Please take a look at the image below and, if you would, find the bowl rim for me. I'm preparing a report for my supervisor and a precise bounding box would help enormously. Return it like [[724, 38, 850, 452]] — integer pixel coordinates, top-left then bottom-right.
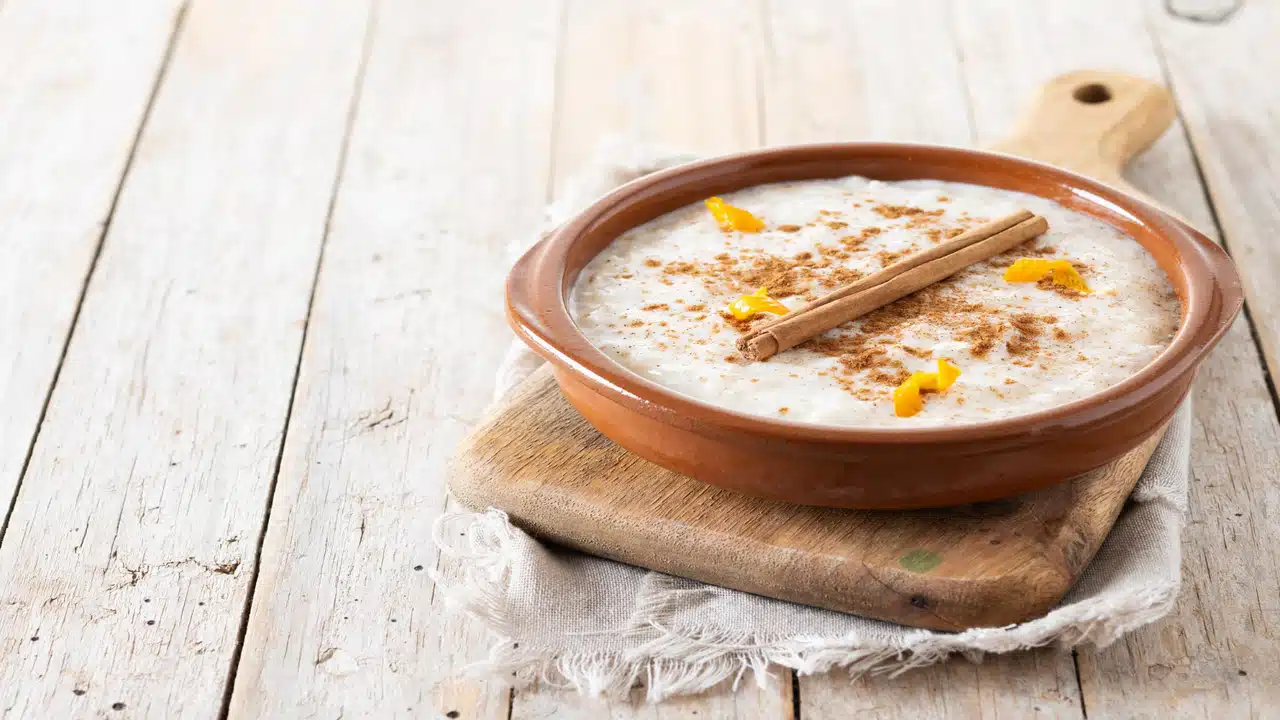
[[507, 142, 1242, 445]]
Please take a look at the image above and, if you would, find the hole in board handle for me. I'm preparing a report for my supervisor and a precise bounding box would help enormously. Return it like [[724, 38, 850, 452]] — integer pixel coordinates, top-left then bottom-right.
[[1072, 83, 1112, 104]]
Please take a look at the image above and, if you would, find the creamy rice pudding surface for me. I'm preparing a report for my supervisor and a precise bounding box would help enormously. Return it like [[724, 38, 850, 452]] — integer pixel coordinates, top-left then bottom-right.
[[568, 176, 1181, 427]]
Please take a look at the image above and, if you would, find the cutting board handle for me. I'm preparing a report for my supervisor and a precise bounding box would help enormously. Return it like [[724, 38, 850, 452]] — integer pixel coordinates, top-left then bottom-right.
[[993, 70, 1176, 202]]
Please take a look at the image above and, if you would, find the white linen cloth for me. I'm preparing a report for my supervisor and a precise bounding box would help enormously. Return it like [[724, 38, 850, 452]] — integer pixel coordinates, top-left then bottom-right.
[[432, 142, 1191, 702]]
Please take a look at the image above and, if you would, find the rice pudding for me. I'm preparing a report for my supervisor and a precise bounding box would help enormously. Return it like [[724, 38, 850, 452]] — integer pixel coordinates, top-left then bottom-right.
[[568, 177, 1181, 427]]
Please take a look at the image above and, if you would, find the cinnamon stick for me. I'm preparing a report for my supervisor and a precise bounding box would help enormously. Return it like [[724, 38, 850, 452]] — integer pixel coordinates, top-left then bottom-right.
[[742, 213, 1049, 361], [740, 210, 1033, 347]]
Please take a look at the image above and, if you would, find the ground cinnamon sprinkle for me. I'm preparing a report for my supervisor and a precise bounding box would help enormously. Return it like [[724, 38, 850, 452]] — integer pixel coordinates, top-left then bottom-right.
[[1038, 275, 1089, 299], [875, 250, 903, 267], [817, 246, 852, 264], [1006, 313, 1044, 357], [904, 211, 947, 231], [988, 242, 1061, 267], [962, 319, 1004, 359], [824, 266, 864, 287], [643, 258, 661, 268], [797, 283, 996, 389], [872, 204, 929, 219], [735, 255, 811, 297], [663, 261, 700, 276], [630, 210, 1080, 400], [1053, 327, 1070, 341], [720, 310, 768, 332]]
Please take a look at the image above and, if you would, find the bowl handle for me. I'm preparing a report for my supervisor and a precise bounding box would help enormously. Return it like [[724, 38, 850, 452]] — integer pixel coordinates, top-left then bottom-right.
[[993, 70, 1175, 208], [1171, 217, 1246, 352]]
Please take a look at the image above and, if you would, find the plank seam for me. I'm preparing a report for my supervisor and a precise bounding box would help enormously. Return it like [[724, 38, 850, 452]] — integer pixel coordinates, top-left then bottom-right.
[[943, 0, 980, 148], [754, 0, 770, 149], [1143, 7, 1280, 422], [1072, 647, 1088, 718], [215, 1, 380, 717], [544, 0, 570, 200], [0, 0, 191, 549], [790, 669, 800, 720]]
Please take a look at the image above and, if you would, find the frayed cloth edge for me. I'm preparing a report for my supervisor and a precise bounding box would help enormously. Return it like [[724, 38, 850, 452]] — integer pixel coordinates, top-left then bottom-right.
[[431, 508, 1179, 702]]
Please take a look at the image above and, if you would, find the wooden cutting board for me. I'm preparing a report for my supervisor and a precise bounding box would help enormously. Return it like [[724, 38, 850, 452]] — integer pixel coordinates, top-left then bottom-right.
[[449, 71, 1177, 630]]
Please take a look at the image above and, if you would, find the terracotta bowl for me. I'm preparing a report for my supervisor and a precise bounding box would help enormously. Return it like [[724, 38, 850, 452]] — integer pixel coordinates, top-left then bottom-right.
[[506, 144, 1242, 508]]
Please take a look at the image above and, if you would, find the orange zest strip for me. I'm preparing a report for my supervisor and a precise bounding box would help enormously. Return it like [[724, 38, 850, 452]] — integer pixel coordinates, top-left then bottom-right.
[[1003, 258, 1091, 293], [893, 358, 962, 418], [727, 287, 789, 320], [705, 196, 765, 233]]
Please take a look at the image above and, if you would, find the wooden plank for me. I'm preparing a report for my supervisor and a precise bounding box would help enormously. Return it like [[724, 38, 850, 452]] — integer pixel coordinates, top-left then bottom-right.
[[1150, 1, 1280, 406], [954, 0, 1280, 716], [1067, 2, 1280, 716], [1078, 319, 1280, 717], [954, 0, 1213, 228], [761, 2, 1082, 715], [512, 0, 788, 716], [223, 1, 561, 718], [515, 675, 794, 720], [806, 648, 1080, 718], [549, 0, 759, 188], [0, 0, 370, 716], [0, 0, 183, 536], [761, 0, 970, 146], [452, 367, 1164, 630]]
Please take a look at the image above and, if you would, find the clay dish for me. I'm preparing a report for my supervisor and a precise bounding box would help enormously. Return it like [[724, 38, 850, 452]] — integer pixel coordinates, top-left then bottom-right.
[[506, 144, 1241, 508]]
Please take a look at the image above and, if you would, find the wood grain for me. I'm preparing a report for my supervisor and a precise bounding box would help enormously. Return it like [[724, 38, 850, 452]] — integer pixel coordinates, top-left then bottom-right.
[[0, 0, 183, 541], [762, 0, 971, 147], [478, 0, 1195, 714], [511, 1, 789, 716], [550, 0, 760, 187], [223, 1, 561, 718], [1150, 0, 1280, 410], [0, 2, 1267, 717], [956, 0, 1280, 715], [0, 0, 369, 715], [454, 362, 1162, 629], [516, 676, 794, 720], [802, 647, 1081, 719], [993, 70, 1175, 206], [760, 2, 1088, 714]]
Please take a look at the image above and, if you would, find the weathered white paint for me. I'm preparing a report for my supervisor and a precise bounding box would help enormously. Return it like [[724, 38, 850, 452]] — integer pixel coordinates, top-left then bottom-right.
[[0, 1, 1274, 716], [762, 0, 971, 146], [1150, 0, 1280, 394], [225, 1, 561, 718], [549, 0, 760, 188], [512, 0, 788, 717], [957, 0, 1280, 716], [0, 0, 369, 715], [762, 1, 1082, 715], [0, 0, 183, 541], [1071, 1, 1280, 715]]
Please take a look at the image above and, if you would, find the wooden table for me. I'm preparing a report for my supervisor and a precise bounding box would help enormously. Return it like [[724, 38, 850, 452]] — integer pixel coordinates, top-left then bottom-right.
[[0, 0, 1276, 717]]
